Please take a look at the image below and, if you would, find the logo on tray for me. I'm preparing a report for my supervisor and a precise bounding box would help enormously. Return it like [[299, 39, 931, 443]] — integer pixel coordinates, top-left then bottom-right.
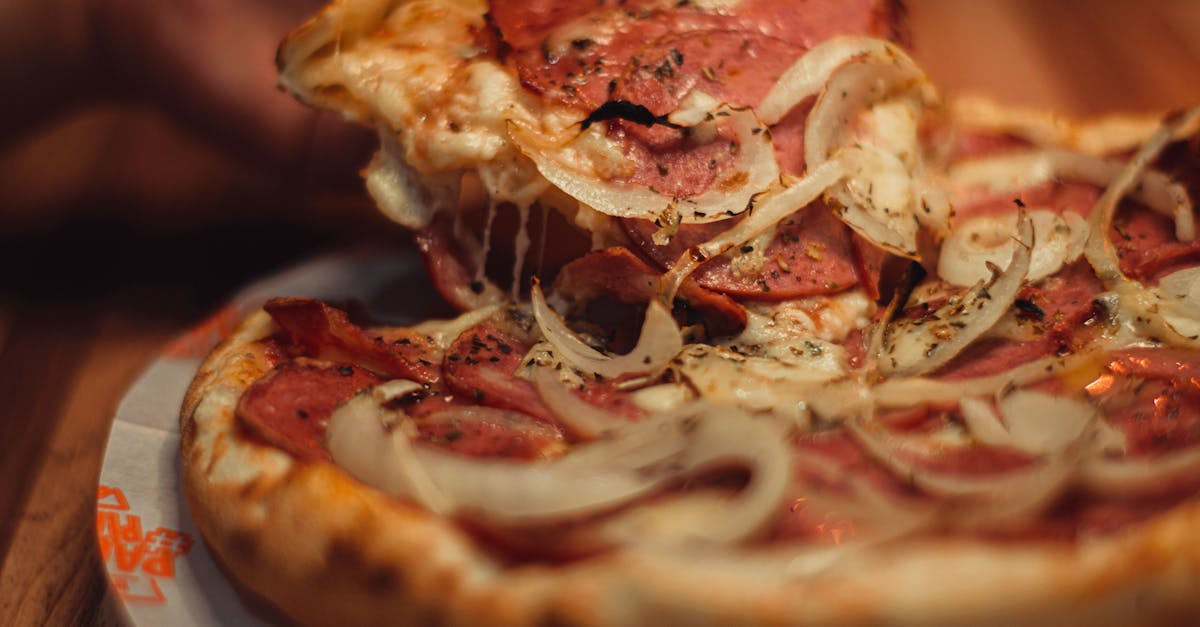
[[96, 485, 194, 604]]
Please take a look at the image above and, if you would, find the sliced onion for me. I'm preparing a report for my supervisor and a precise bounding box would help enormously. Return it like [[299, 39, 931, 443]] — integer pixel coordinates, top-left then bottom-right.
[[938, 209, 1089, 287], [949, 148, 1194, 242], [507, 91, 778, 224], [947, 95, 1199, 156], [804, 42, 929, 170], [409, 304, 501, 346], [674, 344, 844, 420], [804, 43, 936, 258], [831, 144, 922, 257], [879, 212, 1034, 376], [328, 391, 683, 520], [596, 406, 792, 545], [957, 397, 1013, 448], [326, 388, 454, 515], [1084, 105, 1200, 349], [629, 383, 693, 413], [845, 416, 1077, 527], [531, 366, 631, 440], [328, 390, 789, 537], [531, 282, 682, 379], [758, 36, 904, 125], [995, 390, 1097, 456], [1154, 267, 1200, 339], [872, 352, 1096, 407], [660, 159, 847, 301], [1080, 446, 1200, 498]]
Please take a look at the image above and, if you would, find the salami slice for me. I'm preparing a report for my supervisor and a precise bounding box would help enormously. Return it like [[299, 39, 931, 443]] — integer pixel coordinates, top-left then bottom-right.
[[265, 297, 442, 383], [933, 262, 1104, 380], [1112, 206, 1200, 283], [1095, 348, 1200, 456], [491, 0, 903, 197], [413, 216, 506, 313], [415, 407, 566, 459], [443, 322, 559, 425], [237, 360, 383, 462], [622, 201, 859, 299]]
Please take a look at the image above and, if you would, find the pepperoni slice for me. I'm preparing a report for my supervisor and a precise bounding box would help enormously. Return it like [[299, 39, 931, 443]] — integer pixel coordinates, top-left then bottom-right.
[[491, 0, 905, 112], [491, 0, 905, 195], [413, 216, 505, 313], [622, 202, 859, 299], [415, 407, 566, 459], [237, 360, 383, 462], [932, 262, 1104, 380], [1112, 206, 1200, 283], [265, 297, 442, 383], [442, 323, 559, 425], [1094, 348, 1200, 456], [610, 29, 808, 189]]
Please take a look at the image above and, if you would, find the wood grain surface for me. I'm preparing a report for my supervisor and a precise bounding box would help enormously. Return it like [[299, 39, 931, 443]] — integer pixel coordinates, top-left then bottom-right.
[[0, 1, 1198, 625]]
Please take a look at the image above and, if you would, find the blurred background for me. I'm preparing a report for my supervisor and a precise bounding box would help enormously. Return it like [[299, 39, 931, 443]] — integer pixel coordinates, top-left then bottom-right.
[[2, 0, 1199, 238]]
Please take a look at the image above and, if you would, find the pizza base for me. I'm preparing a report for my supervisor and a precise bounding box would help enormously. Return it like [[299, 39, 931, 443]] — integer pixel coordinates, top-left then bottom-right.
[[181, 308, 1200, 626]]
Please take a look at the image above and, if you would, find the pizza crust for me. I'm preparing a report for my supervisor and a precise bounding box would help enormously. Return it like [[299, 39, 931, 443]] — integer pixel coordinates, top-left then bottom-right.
[[182, 309, 1200, 626]]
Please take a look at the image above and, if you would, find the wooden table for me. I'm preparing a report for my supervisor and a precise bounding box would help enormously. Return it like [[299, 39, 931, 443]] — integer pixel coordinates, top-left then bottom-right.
[[1, 1, 1198, 624]]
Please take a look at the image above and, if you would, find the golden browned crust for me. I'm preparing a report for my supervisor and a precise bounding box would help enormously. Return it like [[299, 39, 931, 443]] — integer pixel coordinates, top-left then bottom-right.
[[182, 308, 1200, 627]]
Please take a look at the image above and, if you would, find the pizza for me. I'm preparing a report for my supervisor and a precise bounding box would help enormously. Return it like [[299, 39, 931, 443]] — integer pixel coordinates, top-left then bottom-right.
[[180, 0, 1200, 624]]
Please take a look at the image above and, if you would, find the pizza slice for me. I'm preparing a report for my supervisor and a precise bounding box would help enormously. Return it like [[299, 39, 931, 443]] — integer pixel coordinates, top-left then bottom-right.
[[181, 0, 1200, 624]]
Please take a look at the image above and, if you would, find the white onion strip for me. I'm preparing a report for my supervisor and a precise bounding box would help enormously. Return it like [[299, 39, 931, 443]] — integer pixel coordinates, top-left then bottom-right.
[[596, 407, 792, 546], [949, 148, 1194, 242], [872, 352, 1095, 407], [948, 95, 1200, 156], [758, 36, 904, 125], [845, 416, 1077, 527], [804, 43, 935, 258], [879, 212, 1034, 376], [326, 388, 454, 515], [1083, 105, 1200, 349], [531, 282, 682, 379], [328, 391, 789, 538], [507, 92, 778, 224], [532, 366, 631, 440], [659, 159, 847, 302], [328, 392, 683, 520], [1080, 447, 1200, 498], [994, 390, 1097, 456], [938, 209, 1089, 288]]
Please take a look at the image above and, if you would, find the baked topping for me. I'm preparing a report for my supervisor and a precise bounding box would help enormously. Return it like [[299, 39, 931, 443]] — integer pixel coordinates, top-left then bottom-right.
[[267, 0, 1200, 563]]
